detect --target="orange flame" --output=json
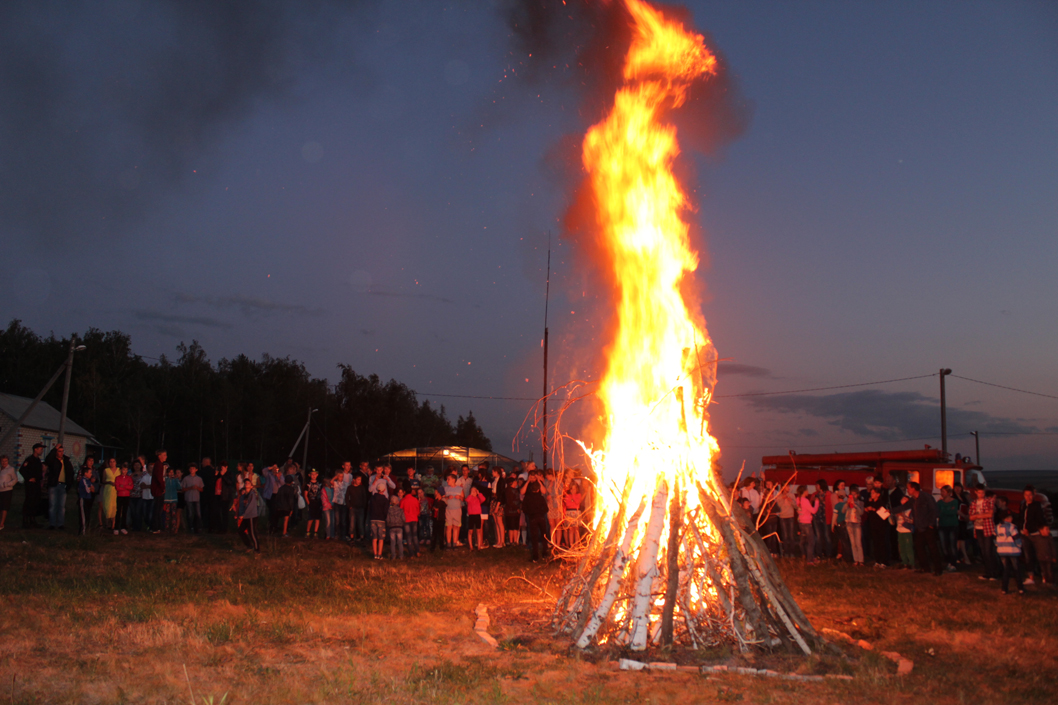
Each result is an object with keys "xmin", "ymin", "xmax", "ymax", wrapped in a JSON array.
[{"xmin": 581, "ymin": 0, "xmax": 721, "ymax": 535}]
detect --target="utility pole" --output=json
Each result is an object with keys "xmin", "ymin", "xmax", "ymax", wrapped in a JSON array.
[
  {"xmin": 58, "ymin": 337, "xmax": 86, "ymax": 447},
  {"xmin": 939, "ymin": 368, "xmax": 952, "ymax": 458},
  {"xmin": 970, "ymin": 430, "xmax": 980, "ymax": 466},
  {"xmin": 302, "ymin": 405, "xmax": 312, "ymax": 472},
  {"xmin": 541, "ymin": 233, "xmax": 552, "ymax": 472}
]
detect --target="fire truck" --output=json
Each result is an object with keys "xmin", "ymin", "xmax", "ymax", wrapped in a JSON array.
[{"xmin": 759, "ymin": 447, "xmax": 1026, "ymax": 507}]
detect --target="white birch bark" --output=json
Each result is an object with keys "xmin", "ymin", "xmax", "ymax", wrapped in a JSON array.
[
  {"xmin": 628, "ymin": 479, "xmax": 669, "ymax": 651},
  {"xmin": 574, "ymin": 499, "xmax": 646, "ymax": 649}
]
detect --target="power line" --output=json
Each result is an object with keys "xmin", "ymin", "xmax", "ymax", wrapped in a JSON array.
[
  {"xmin": 950, "ymin": 374, "xmax": 1058, "ymax": 401},
  {"xmin": 714, "ymin": 373, "xmax": 937, "ymax": 398},
  {"xmin": 412, "ymin": 391, "xmax": 539, "ymax": 402}
]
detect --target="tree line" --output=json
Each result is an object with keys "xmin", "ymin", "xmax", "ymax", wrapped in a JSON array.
[{"xmin": 0, "ymin": 319, "xmax": 492, "ymax": 468}]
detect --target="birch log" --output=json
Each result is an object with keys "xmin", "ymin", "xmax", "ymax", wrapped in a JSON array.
[
  {"xmin": 629, "ymin": 479, "xmax": 670, "ymax": 651},
  {"xmin": 574, "ymin": 499, "xmax": 647, "ymax": 649}
]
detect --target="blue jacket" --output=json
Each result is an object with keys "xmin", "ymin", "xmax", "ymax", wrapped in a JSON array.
[{"xmin": 995, "ymin": 522, "xmax": 1022, "ymax": 556}]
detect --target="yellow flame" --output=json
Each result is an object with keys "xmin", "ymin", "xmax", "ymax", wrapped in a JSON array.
[{"xmin": 582, "ymin": 0, "xmax": 720, "ymax": 538}]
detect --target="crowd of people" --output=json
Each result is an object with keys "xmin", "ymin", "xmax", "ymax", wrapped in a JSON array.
[
  {"xmin": 0, "ymin": 444, "xmax": 594, "ymax": 563},
  {"xmin": 2, "ymin": 444, "xmax": 1053, "ymax": 594},
  {"xmin": 736, "ymin": 475, "xmax": 1056, "ymax": 595}
]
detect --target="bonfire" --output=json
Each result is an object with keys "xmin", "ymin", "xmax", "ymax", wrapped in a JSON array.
[{"xmin": 549, "ymin": 0, "xmax": 824, "ymax": 655}]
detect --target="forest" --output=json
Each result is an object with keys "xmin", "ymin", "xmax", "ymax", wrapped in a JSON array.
[{"xmin": 0, "ymin": 319, "xmax": 492, "ymax": 468}]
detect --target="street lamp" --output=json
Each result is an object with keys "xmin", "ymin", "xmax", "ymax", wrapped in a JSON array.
[
  {"xmin": 939, "ymin": 368, "xmax": 952, "ymax": 459},
  {"xmin": 57, "ymin": 340, "xmax": 87, "ymax": 447}
]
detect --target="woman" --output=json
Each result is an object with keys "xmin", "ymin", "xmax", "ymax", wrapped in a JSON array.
[
  {"xmin": 796, "ymin": 486, "xmax": 819, "ymax": 563},
  {"xmin": 777, "ymin": 486, "xmax": 797, "ymax": 557},
  {"xmin": 845, "ymin": 484, "xmax": 865, "ymax": 565},
  {"xmin": 937, "ymin": 485, "xmax": 960, "ymax": 569},
  {"xmin": 864, "ymin": 487, "xmax": 891, "ymax": 567},
  {"xmin": 562, "ymin": 478, "xmax": 584, "ymax": 549},
  {"xmin": 114, "ymin": 463, "xmax": 134, "ymax": 535},
  {"xmin": 443, "ymin": 473, "xmax": 464, "ymax": 548},
  {"xmin": 304, "ymin": 469, "xmax": 323, "ymax": 538},
  {"xmin": 0, "ymin": 454, "xmax": 18, "ymax": 531},
  {"xmin": 489, "ymin": 468, "xmax": 505, "ymax": 548},
  {"xmin": 100, "ymin": 458, "xmax": 119, "ymax": 532}
]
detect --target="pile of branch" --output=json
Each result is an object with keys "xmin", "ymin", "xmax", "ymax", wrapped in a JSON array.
[{"xmin": 551, "ymin": 474, "xmax": 827, "ymax": 655}]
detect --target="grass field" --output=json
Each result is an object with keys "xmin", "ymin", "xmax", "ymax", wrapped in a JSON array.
[{"xmin": 0, "ymin": 520, "xmax": 1056, "ymax": 704}]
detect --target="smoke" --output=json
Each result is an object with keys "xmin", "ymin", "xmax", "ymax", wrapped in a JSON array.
[{"xmin": 0, "ymin": 0, "xmax": 368, "ymax": 246}]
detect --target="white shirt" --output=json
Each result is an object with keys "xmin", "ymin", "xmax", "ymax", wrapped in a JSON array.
[{"xmin": 140, "ymin": 472, "xmax": 153, "ymax": 501}]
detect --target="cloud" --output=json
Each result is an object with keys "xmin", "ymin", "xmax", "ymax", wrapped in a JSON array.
[
  {"xmin": 175, "ymin": 293, "xmax": 323, "ymax": 317},
  {"xmin": 747, "ymin": 389, "xmax": 1038, "ymax": 441},
  {"xmin": 717, "ymin": 362, "xmax": 772, "ymax": 379},
  {"xmin": 133, "ymin": 310, "xmax": 232, "ymax": 329},
  {"xmin": 0, "ymin": 0, "xmax": 370, "ymax": 245},
  {"xmin": 364, "ymin": 290, "xmax": 454, "ymax": 305}
]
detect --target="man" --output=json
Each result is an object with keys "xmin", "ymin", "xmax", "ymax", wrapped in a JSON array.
[
  {"xmin": 892, "ymin": 481, "xmax": 943, "ymax": 575},
  {"xmin": 198, "ymin": 457, "xmax": 215, "ymax": 533},
  {"xmin": 262, "ymin": 465, "xmax": 283, "ymax": 534},
  {"xmin": 345, "ymin": 473, "xmax": 368, "ymax": 541},
  {"xmin": 1019, "ymin": 486, "xmax": 1053, "ymax": 586},
  {"xmin": 235, "ymin": 479, "xmax": 260, "ymax": 553},
  {"xmin": 20, "ymin": 443, "xmax": 45, "ymax": 529},
  {"xmin": 43, "ymin": 444, "xmax": 73, "ymax": 530},
  {"xmin": 969, "ymin": 485, "xmax": 999, "ymax": 580},
  {"xmin": 182, "ymin": 464, "xmax": 205, "ymax": 534},
  {"xmin": 150, "ymin": 450, "xmax": 167, "ymax": 533},
  {"xmin": 522, "ymin": 468, "xmax": 551, "ymax": 562},
  {"xmin": 212, "ymin": 461, "xmax": 236, "ymax": 533},
  {"xmin": 333, "ymin": 462, "xmax": 353, "ymax": 540}
]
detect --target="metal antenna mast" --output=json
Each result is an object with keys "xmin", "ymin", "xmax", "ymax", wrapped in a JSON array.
[{"xmin": 542, "ymin": 232, "xmax": 551, "ymax": 471}]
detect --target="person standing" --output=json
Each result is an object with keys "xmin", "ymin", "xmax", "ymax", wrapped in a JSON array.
[
  {"xmin": 114, "ymin": 464, "xmax": 134, "ymax": 535},
  {"xmin": 21, "ymin": 443, "xmax": 45, "ymax": 529},
  {"xmin": 99, "ymin": 458, "xmax": 119, "ymax": 532},
  {"xmin": 776, "ymin": 486, "xmax": 797, "ymax": 557},
  {"xmin": 970, "ymin": 485, "xmax": 999, "ymax": 580},
  {"xmin": 796, "ymin": 486, "xmax": 819, "ymax": 564},
  {"xmin": 995, "ymin": 509, "xmax": 1025, "ymax": 595},
  {"xmin": 0, "ymin": 455, "xmax": 17, "ymax": 531},
  {"xmin": 129, "ymin": 459, "xmax": 145, "ymax": 531},
  {"xmin": 77, "ymin": 465, "xmax": 96, "ymax": 535},
  {"xmin": 937, "ymin": 485, "xmax": 961, "ymax": 570},
  {"xmin": 521, "ymin": 469, "xmax": 551, "ymax": 562},
  {"xmin": 182, "ymin": 464, "xmax": 205, "ymax": 534},
  {"xmin": 346, "ymin": 473, "xmax": 368, "ymax": 542},
  {"xmin": 386, "ymin": 494, "xmax": 405, "ymax": 560},
  {"xmin": 235, "ymin": 481, "xmax": 260, "ymax": 553},
  {"xmin": 1019, "ymin": 486, "xmax": 1053, "ymax": 586},
  {"xmin": 198, "ymin": 457, "xmax": 215, "ymax": 533},
  {"xmin": 138, "ymin": 456, "xmax": 155, "ymax": 532},
  {"xmin": 150, "ymin": 450, "xmax": 167, "ymax": 533},
  {"xmin": 212, "ymin": 461, "xmax": 235, "ymax": 533},
  {"xmin": 844, "ymin": 484, "xmax": 864, "ymax": 565},
  {"xmin": 864, "ymin": 487, "xmax": 891, "ymax": 567},
  {"xmin": 442, "ymin": 473, "xmax": 465, "ymax": 548},
  {"xmin": 44, "ymin": 444, "xmax": 73, "ymax": 530},
  {"xmin": 369, "ymin": 485, "xmax": 389, "ymax": 559},
  {"xmin": 332, "ymin": 462, "xmax": 353, "ymax": 541}
]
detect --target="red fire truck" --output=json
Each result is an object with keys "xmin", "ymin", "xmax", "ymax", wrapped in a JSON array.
[{"xmin": 759, "ymin": 447, "xmax": 1024, "ymax": 506}]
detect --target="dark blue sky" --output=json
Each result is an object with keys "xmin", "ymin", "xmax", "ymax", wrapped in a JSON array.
[{"xmin": 3, "ymin": 0, "xmax": 1056, "ymax": 472}]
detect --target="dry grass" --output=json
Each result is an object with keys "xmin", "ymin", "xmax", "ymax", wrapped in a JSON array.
[{"xmin": 0, "ymin": 528, "xmax": 1055, "ymax": 704}]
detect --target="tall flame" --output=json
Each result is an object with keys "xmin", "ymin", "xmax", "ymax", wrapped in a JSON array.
[{"xmin": 582, "ymin": 0, "xmax": 720, "ymax": 533}]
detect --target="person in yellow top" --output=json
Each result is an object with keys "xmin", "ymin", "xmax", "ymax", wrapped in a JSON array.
[{"xmin": 100, "ymin": 458, "xmax": 119, "ymax": 532}]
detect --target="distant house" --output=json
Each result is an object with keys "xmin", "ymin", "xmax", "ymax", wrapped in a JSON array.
[{"xmin": 0, "ymin": 393, "xmax": 99, "ymax": 469}]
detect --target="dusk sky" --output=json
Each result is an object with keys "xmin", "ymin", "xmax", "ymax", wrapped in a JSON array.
[{"xmin": 2, "ymin": 0, "xmax": 1056, "ymax": 474}]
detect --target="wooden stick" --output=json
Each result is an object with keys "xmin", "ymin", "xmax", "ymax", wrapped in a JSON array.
[
  {"xmin": 659, "ymin": 480, "xmax": 682, "ymax": 646},
  {"xmin": 574, "ymin": 498, "xmax": 646, "ymax": 649},
  {"xmin": 629, "ymin": 480, "xmax": 669, "ymax": 651}
]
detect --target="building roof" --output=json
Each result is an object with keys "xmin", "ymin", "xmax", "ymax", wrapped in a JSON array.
[{"xmin": 0, "ymin": 392, "xmax": 96, "ymax": 440}]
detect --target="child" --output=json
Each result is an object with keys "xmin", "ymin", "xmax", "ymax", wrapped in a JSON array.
[
  {"xmin": 164, "ymin": 469, "xmax": 181, "ymax": 534},
  {"xmin": 235, "ymin": 482, "xmax": 260, "ymax": 553},
  {"xmin": 77, "ymin": 466, "xmax": 96, "ymax": 536},
  {"xmin": 466, "ymin": 486, "xmax": 484, "ymax": 550},
  {"xmin": 115, "ymin": 464, "xmax": 134, "ymax": 535},
  {"xmin": 995, "ymin": 510, "xmax": 1025, "ymax": 595},
  {"xmin": 369, "ymin": 486, "xmax": 389, "ymax": 560},
  {"xmin": 401, "ymin": 488, "xmax": 421, "ymax": 557},
  {"xmin": 303, "ymin": 469, "xmax": 323, "ymax": 538},
  {"xmin": 386, "ymin": 493, "xmax": 405, "ymax": 560}
]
